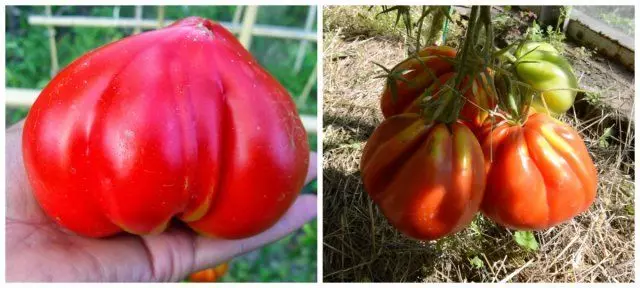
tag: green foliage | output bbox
[599,12,634,36]
[308,132,318,151]
[492,9,513,30]
[598,126,614,148]
[221,219,317,282]
[525,20,566,53]
[251,36,318,115]
[492,6,523,41]
[5,5,317,282]
[524,7,569,54]
[557,6,572,31]
[574,5,634,36]
[526,20,545,40]
[5,107,29,126]
[625,203,634,216]
[468,256,484,269]
[57,27,126,68]
[376,6,412,36]
[373,5,452,53]
[513,231,539,251]
[5,5,317,125]
[584,90,603,107]
[5,28,51,89]
[164,6,236,21]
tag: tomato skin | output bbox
[380,46,457,118]
[360,114,486,240]
[402,72,456,114]
[461,73,496,131]
[22,17,309,239]
[188,263,229,282]
[514,42,578,115]
[478,113,597,230]
[416,45,458,58]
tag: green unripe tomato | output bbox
[514,42,578,116]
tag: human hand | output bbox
[5,120,317,282]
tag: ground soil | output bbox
[564,41,634,118]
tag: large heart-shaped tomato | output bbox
[478,113,597,229]
[360,114,485,240]
[22,17,309,239]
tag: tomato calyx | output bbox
[491,72,534,125]
[372,60,421,104]
[487,41,559,125]
[418,6,494,126]
[373,51,456,106]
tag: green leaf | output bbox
[598,126,614,148]
[371,61,392,74]
[625,203,635,216]
[513,231,539,251]
[469,256,484,269]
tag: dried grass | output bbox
[322,6,635,283]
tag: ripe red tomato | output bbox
[478,113,597,230]
[380,46,456,118]
[22,17,309,239]
[360,114,486,240]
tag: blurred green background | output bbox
[5,5,317,282]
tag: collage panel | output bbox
[5,5,318,283]
[322,4,635,283]
[1,1,637,285]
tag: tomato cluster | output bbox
[379,46,495,131]
[361,43,597,240]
